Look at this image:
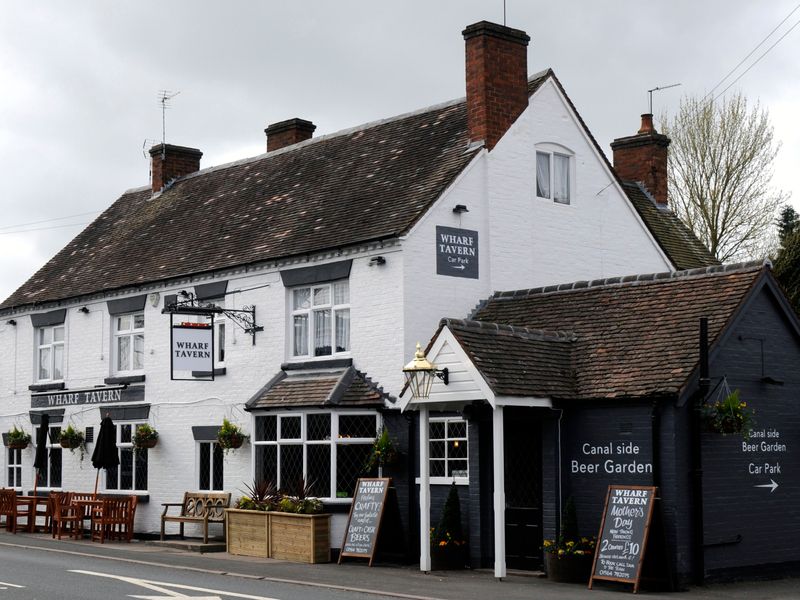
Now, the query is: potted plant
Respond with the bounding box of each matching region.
[365,427,399,477]
[133,424,159,451]
[226,478,330,563]
[430,483,467,570]
[6,426,31,450]
[544,497,596,583]
[701,388,754,437]
[217,418,247,452]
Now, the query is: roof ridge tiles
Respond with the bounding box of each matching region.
[490,259,768,301]
[440,317,575,342]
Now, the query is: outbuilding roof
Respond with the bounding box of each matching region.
[462,262,769,400]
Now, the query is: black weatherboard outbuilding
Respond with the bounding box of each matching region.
[404,261,800,584]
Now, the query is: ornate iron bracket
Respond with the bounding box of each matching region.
[162,295,263,345]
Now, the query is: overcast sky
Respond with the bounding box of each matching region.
[1,1,798,303]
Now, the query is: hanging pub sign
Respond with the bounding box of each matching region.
[339,478,391,566]
[589,485,658,593]
[436,226,479,279]
[170,314,214,381]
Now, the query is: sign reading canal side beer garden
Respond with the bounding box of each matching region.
[590,485,657,593]
[339,478,390,566]
[171,320,214,380]
[436,226,478,279]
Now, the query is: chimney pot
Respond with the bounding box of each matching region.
[463,21,530,150]
[149,144,203,194]
[265,118,316,152]
[611,115,671,206]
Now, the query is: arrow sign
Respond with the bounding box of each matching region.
[754,479,779,493]
[451,264,466,270]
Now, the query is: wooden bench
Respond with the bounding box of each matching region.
[161,492,230,544]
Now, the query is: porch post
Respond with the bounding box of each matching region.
[419,406,431,572]
[492,406,506,579]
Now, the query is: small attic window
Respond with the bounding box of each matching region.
[536,143,573,205]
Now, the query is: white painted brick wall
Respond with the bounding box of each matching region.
[0,76,679,537]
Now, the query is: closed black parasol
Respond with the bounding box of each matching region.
[33,413,50,494]
[91,416,119,495]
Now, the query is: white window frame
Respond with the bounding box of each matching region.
[104,421,148,493]
[429,417,469,485]
[113,312,145,375]
[7,446,22,490]
[197,440,224,491]
[35,424,62,490]
[36,324,65,382]
[290,280,350,359]
[199,297,226,368]
[252,410,379,501]
[535,147,572,205]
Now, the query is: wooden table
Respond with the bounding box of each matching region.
[71,498,102,533]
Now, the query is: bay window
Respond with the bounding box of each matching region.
[291,281,350,358]
[253,411,378,499]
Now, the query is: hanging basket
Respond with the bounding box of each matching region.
[224,434,244,449]
[136,437,158,449]
[60,438,82,449]
[8,441,29,450]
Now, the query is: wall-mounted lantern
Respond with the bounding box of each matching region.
[402,343,448,401]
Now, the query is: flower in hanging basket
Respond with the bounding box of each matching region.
[217,418,248,452]
[364,427,399,473]
[132,423,159,451]
[6,426,32,449]
[701,389,754,437]
[58,424,87,462]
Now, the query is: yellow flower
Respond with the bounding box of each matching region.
[558,549,565,557]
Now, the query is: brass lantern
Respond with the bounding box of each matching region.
[403,343,449,401]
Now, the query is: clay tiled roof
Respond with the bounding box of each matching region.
[1,69,712,309]
[442,319,576,398]
[246,366,386,410]
[467,262,766,400]
[623,182,719,270]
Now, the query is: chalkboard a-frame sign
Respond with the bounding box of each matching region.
[339,478,390,566]
[589,485,658,593]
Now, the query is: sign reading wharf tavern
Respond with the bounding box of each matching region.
[436,226,479,279]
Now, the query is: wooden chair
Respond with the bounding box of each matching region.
[70,492,98,531]
[51,492,81,540]
[90,496,135,543]
[0,489,19,533]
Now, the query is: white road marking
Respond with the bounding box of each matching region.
[70,570,279,600]
[0,580,26,588]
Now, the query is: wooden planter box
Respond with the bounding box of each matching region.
[226,509,330,564]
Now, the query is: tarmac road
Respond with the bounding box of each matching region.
[0,533,798,600]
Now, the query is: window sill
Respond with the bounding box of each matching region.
[415,477,469,486]
[105,374,146,385]
[29,381,65,392]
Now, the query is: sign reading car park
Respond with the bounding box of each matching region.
[436,226,479,279]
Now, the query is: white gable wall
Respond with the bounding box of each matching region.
[487,79,671,292]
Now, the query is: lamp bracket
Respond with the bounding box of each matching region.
[163,295,263,345]
[434,367,449,386]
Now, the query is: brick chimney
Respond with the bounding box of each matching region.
[265,118,316,152]
[463,21,530,151]
[611,114,671,206]
[149,144,203,194]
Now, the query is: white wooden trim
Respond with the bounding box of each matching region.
[400,327,496,411]
[492,407,506,579]
[419,407,431,572]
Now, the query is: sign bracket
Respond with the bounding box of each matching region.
[163,294,263,345]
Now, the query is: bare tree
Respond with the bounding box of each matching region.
[662,92,788,262]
